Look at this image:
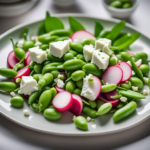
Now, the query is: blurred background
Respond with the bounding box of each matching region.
[0,0,150,150]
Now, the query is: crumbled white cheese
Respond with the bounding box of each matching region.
[10,92,15,97]
[87,116,91,122]
[74,39,78,42]
[49,40,70,58]
[132,86,138,91]
[83,44,95,62]
[127,61,132,66]
[17,40,24,48]
[132,70,135,76]
[72,115,76,121]
[106,82,109,85]
[23,110,29,116]
[57,79,65,88]
[144,77,149,84]
[91,51,109,69]
[103,45,112,55]
[120,96,127,102]
[31,36,38,41]
[143,90,149,96]
[29,46,47,64]
[135,59,142,67]
[34,41,42,47]
[81,74,95,101]
[18,76,38,95]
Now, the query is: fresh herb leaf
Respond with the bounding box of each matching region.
[94,21,103,37]
[38,21,46,35]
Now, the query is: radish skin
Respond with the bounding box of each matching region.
[55,85,66,93]
[135,59,142,68]
[52,91,73,112]
[69,94,83,116]
[104,90,117,100]
[126,51,134,56]
[60,72,67,81]
[25,51,31,66]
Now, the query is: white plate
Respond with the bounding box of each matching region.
[0,14,150,136]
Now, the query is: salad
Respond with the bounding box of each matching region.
[0,12,150,131]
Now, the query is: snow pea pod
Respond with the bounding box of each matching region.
[38,73,53,88]
[113,101,137,122]
[0,68,17,77]
[82,63,102,78]
[96,103,112,115]
[94,20,103,37]
[129,77,143,89]
[50,29,72,37]
[44,107,61,121]
[82,39,95,46]
[38,35,58,44]
[0,82,18,92]
[106,21,126,40]
[10,95,24,108]
[118,90,145,99]
[33,74,43,82]
[71,70,85,81]
[70,42,83,53]
[120,81,131,89]
[65,80,76,93]
[83,106,97,118]
[63,59,85,70]
[74,116,88,131]
[55,36,69,42]
[99,30,111,38]
[101,84,117,93]
[47,53,64,62]
[57,64,64,70]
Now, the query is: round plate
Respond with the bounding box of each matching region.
[0,14,150,136]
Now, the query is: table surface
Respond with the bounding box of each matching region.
[0,0,150,150]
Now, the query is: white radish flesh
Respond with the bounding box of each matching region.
[55,85,66,93]
[117,61,132,83]
[25,51,31,66]
[52,91,73,112]
[102,66,123,85]
[135,59,142,68]
[69,94,83,116]
[71,30,96,42]
[104,90,117,100]
[126,51,134,56]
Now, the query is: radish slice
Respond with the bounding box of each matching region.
[7,51,19,69]
[71,30,96,42]
[25,54,31,66]
[117,61,132,83]
[55,85,66,93]
[104,90,117,101]
[52,91,73,112]
[69,94,83,116]
[13,67,31,85]
[135,59,142,68]
[22,94,29,99]
[99,94,119,107]
[126,51,134,56]
[102,66,123,85]
[60,72,67,81]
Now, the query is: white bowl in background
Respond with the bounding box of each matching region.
[52,0,76,7]
[102,0,140,19]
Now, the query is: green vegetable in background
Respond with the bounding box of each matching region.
[38,22,46,35]
[94,20,104,37]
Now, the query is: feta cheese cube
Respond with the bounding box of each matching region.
[95,38,111,50]
[81,74,95,101]
[23,110,29,116]
[132,70,135,76]
[127,61,132,66]
[10,92,15,97]
[103,45,112,55]
[49,40,69,58]
[83,44,96,62]
[87,117,91,122]
[132,86,138,91]
[120,96,127,102]
[18,76,38,95]
[144,77,149,84]
[143,90,149,96]
[17,40,24,48]
[57,79,65,88]
[29,47,47,64]
[91,51,109,69]
[34,41,42,47]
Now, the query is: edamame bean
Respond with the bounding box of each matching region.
[34,64,43,73]
[96,103,112,115]
[96,100,105,109]
[0,82,18,92]
[101,84,117,93]
[129,77,143,89]
[65,80,76,93]
[51,70,60,78]
[14,48,25,60]
[120,81,131,89]
[68,50,78,56]
[74,116,88,131]
[70,42,83,53]
[43,60,51,66]
[71,70,85,81]
[44,107,61,121]
[55,36,69,42]
[134,52,148,61]
[113,101,137,122]
[76,54,85,61]
[76,80,83,88]
[47,53,64,62]
[83,106,97,118]
[73,88,81,96]
[109,57,118,66]
[63,53,74,61]
[139,64,149,74]
[88,100,97,109]
[10,95,24,108]
[33,74,43,82]
[23,40,34,51]
[38,35,58,44]
[0,68,17,77]
[110,1,122,8]
[40,44,49,50]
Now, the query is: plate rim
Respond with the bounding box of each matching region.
[1,13,150,136]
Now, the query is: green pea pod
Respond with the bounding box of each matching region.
[76,79,83,88]
[68,16,85,33]
[73,88,81,96]
[99,30,111,38]
[37,21,46,36]
[106,21,126,40]
[50,29,72,37]
[82,63,102,78]
[23,40,35,52]
[38,35,58,44]
[68,50,78,56]
[47,53,64,62]
[63,53,74,61]
[118,32,140,49]
[88,100,97,109]
[96,103,112,115]
[57,64,64,70]
[50,70,60,78]
[119,90,145,99]
[94,20,104,37]
[70,42,83,53]
[33,74,43,82]
[113,33,132,46]
[0,82,18,92]
[101,84,117,93]
[134,52,148,62]
[83,106,97,118]
[65,80,76,93]
[0,68,17,77]
[63,59,85,70]
[40,44,49,50]
[31,102,39,112]
[55,36,69,42]
[76,54,85,61]
[82,39,95,46]
[14,48,26,60]
[38,73,53,88]
[71,70,85,81]
[33,64,43,73]
[38,89,53,112]
[129,77,143,89]
[50,87,57,99]
[28,89,43,105]
[10,95,24,108]
[96,100,105,109]
[120,81,132,90]
[113,101,137,122]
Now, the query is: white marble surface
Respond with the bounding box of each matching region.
[0,0,150,150]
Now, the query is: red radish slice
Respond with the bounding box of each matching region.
[102,66,123,85]
[26,51,30,57]
[135,59,142,68]
[104,90,117,101]
[52,91,73,112]
[13,67,30,85]
[7,51,19,69]
[126,51,134,56]
[60,72,67,81]
[25,54,31,66]
[71,30,96,42]
[55,85,66,93]
[99,94,119,108]
[69,94,83,116]
[22,94,29,99]
[117,61,132,83]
